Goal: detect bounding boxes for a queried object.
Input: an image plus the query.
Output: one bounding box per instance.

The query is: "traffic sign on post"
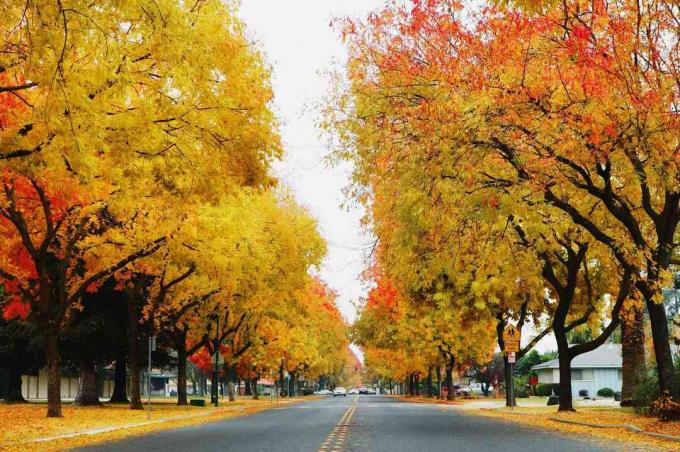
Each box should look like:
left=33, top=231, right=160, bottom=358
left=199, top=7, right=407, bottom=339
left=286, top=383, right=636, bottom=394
left=507, top=352, right=516, bottom=363
left=503, top=324, right=520, bottom=352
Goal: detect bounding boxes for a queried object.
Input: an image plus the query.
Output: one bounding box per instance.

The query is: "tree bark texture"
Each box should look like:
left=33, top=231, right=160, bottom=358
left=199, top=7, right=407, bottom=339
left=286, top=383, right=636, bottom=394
left=74, top=358, right=101, bottom=406
left=620, top=302, right=646, bottom=406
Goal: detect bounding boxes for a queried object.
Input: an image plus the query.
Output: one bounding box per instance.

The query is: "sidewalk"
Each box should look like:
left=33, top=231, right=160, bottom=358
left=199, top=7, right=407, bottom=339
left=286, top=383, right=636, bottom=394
left=1, top=397, right=304, bottom=452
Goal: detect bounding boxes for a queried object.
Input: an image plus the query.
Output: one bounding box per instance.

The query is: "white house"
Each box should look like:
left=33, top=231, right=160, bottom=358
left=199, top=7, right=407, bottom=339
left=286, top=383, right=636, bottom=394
left=531, top=343, right=622, bottom=397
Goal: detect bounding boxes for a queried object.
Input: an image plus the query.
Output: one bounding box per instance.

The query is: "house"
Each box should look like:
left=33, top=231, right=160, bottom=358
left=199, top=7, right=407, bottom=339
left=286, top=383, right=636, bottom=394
left=531, top=343, right=622, bottom=397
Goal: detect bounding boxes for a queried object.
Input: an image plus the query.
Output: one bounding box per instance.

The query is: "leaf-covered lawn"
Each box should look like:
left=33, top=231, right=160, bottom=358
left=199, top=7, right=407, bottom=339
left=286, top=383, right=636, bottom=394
left=475, top=406, right=680, bottom=450
left=0, top=398, right=296, bottom=451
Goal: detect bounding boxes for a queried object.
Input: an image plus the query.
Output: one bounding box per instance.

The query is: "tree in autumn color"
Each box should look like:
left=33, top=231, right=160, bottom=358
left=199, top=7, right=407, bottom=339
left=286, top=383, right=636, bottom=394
left=0, top=0, right=283, bottom=417
left=328, top=0, right=676, bottom=411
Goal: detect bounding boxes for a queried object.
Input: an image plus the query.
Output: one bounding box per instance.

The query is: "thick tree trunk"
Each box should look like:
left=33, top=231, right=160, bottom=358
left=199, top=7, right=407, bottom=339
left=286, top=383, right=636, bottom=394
left=415, top=373, right=420, bottom=396
left=279, top=365, right=285, bottom=397
left=176, top=347, right=188, bottom=406
left=436, top=367, right=441, bottom=399
left=427, top=367, right=433, bottom=398
left=45, top=334, right=62, bottom=417
left=620, top=302, right=646, bottom=406
left=109, top=354, right=129, bottom=403
left=251, top=378, right=259, bottom=400
left=557, top=348, right=574, bottom=411
left=74, top=358, right=101, bottom=406
left=127, top=300, right=143, bottom=410
left=504, top=358, right=516, bottom=407
left=5, top=367, right=26, bottom=403
left=646, top=299, right=678, bottom=399
left=227, top=364, right=236, bottom=402
left=244, top=378, right=252, bottom=396
left=444, top=359, right=455, bottom=401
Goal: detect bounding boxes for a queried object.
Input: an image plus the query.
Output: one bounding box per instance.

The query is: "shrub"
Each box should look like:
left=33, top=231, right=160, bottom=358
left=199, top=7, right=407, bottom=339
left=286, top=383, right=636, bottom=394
left=597, top=387, right=614, bottom=397
left=578, top=389, right=589, bottom=397
left=547, top=395, right=559, bottom=406
left=535, top=383, right=559, bottom=397
left=633, top=373, right=659, bottom=416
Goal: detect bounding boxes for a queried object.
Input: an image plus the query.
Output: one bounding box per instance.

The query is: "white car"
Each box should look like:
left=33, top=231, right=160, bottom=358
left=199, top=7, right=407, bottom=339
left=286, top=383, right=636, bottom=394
left=314, top=389, right=332, bottom=395
left=467, top=383, right=493, bottom=396
left=349, top=388, right=359, bottom=394
left=333, top=387, right=347, bottom=397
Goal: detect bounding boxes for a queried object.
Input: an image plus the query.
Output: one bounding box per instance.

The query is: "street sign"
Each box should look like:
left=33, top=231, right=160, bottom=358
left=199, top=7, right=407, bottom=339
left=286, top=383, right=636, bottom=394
left=507, top=352, right=516, bottom=363
left=149, top=336, right=157, bottom=351
left=503, top=324, right=520, bottom=352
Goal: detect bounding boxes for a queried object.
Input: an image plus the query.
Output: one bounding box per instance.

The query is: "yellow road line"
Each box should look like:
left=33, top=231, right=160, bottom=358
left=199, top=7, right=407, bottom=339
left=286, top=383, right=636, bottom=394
left=318, top=397, right=359, bottom=452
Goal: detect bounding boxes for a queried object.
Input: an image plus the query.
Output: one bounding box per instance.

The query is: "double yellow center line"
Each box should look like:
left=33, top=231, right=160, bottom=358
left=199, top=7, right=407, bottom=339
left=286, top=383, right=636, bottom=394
left=318, top=396, right=359, bottom=452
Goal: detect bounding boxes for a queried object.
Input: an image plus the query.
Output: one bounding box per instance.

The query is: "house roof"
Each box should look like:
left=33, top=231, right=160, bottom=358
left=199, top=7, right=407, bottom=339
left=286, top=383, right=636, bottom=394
left=531, top=343, right=621, bottom=370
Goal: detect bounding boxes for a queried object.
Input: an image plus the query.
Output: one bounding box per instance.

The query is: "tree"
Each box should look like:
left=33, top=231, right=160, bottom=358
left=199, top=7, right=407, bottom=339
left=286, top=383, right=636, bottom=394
left=0, top=0, right=283, bottom=417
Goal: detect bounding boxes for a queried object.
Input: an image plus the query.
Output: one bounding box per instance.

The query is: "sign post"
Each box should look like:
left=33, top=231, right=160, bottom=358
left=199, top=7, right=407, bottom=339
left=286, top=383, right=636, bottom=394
left=503, top=325, right=520, bottom=410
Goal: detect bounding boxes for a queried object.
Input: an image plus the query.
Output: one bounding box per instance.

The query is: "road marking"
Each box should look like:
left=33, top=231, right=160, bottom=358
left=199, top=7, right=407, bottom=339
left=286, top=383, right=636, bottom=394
left=318, top=396, right=358, bottom=452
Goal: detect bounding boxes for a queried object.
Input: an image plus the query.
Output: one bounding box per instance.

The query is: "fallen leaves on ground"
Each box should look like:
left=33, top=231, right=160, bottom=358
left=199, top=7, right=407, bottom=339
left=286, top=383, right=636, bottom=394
left=475, top=405, right=679, bottom=450
left=1, top=397, right=304, bottom=451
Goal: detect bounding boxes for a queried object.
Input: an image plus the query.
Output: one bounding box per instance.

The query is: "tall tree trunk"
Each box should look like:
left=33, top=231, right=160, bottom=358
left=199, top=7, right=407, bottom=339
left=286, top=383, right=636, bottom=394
left=5, top=368, right=26, bottom=403
left=620, top=302, right=646, bottom=406
left=227, top=364, right=236, bottom=402
left=557, top=344, right=574, bottom=411
left=415, top=373, right=420, bottom=396
left=444, top=357, right=455, bottom=401
left=436, top=367, right=441, bottom=399
left=109, top=353, right=129, bottom=403
left=244, top=378, right=252, bottom=396
left=45, top=334, right=62, bottom=417
left=646, top=299, right=678, bottom=399
left=74, top=357, right=101, bottom=406
left=503, top=357, right=516, bottom=407
left=176, top=346, right=188, bottom=406
left=279, top=365, right=285, bottom=397
left=427, top=367, right=433, bottom=398
left=251, top=378, right=259, bottom=400
left=127, top=299, right=143, bottom=410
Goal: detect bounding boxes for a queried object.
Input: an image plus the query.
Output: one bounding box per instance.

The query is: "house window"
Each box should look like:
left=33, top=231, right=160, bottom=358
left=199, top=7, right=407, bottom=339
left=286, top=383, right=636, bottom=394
left=571, top=369, right=594, bottom=380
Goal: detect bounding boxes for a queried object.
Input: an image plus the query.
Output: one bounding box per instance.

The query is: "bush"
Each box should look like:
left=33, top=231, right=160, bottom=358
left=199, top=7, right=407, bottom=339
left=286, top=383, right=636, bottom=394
left=614, top=391, right=621, bottom=401
left=535, top=383, right=559, bottom=397
left=633, top=373, right=659, bottom=416
left=578, top=389, right=589, bottom=397
left=547, top=395, right=559, bottom=405
left=597, top=387, right=614, bottom=397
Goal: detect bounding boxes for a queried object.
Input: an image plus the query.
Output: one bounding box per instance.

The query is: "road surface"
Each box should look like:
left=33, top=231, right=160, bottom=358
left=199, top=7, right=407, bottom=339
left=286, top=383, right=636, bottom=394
left=75, top=396, right=639, bottom=451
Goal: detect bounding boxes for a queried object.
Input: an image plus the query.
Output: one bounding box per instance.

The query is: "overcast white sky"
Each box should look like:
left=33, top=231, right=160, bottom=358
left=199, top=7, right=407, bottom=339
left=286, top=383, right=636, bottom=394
left=238, top=1, right=386, bottom=324
left=238, top=0, right=560, bottom=354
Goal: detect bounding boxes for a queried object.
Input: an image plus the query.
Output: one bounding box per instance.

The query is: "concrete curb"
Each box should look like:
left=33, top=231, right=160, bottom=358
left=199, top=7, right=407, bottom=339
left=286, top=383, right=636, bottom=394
left=548, top=417, right=680, bottom=443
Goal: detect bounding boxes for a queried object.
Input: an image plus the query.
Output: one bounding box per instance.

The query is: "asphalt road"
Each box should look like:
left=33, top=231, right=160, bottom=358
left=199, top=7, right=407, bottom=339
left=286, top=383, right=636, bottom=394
left=75, top=396, right=639, bottom=452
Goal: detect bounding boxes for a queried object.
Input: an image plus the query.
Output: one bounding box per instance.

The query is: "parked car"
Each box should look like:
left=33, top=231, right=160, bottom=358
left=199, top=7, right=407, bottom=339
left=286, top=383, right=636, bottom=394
left=366, top=387, right=376, bottom=395
left=314, top=389, right=332, bottom=395
left=349, top=388, right=359, bottom=394
left=333, top=387, right=347, bottom=397
left=467, top=383, right=492, bottom=396
left=358, top=387, right=369, bottom=395
left=453, top=384, right=469, bottom=396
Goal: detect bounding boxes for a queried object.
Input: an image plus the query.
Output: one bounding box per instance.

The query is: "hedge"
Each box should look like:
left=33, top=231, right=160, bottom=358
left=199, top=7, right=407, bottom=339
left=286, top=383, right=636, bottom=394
left=597, top=387, right=614, bottom=397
